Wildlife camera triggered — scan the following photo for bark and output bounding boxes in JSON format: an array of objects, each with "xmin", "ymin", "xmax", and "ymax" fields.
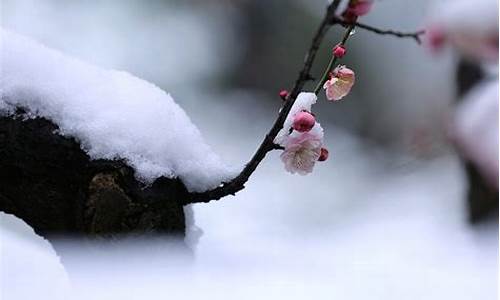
[{"xmin": 0, "ymin": 111, "xmax": 190, "ymax": 244}]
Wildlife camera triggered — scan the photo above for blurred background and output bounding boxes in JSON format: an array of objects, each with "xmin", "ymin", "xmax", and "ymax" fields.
[{"xmin": 1, "ymin": 0, "xmax": 498, "ymax": 299}]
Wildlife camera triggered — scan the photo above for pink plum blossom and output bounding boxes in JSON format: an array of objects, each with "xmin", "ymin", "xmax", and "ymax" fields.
[
  {"xmin": 323, "ymin": 65, "xmax": 355, "ymax": 101},
  {"xmin": 292, "ymin": 111, "xmax": 316, "ymax": 132},
  {"xmin": 280, "ymin": 132, "xmax": 322, "ymax": 175}
]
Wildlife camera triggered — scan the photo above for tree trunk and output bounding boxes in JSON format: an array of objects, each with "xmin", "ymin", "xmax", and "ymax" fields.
[
  {"xmin": 455, "ymin": 59, "xmax": 499, "ymax": 223},
  {"xmin": 0, "ymin": 112, "xmax": 191, "ymax": 247}
]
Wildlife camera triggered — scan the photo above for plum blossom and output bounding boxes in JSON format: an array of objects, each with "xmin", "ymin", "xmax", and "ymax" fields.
[
  {"xmin": 323, "ymin": 65, "xmax": 355, "ymax": 101},
  {"xmin": 275, "ymin": 92, "xmax": 325, "ymax": 174},
  {"xmin": 280, "ymin": 132, "xmax": 322, "ymax": 175}
]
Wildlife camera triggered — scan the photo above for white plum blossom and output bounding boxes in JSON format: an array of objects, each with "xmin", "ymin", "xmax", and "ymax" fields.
[
  {"xmin": 274, "ymin": 92, "xmax": 326, "ymax": 174},
  {"xmin": 280, "ymin": 131, "xmax": 322, "ymax": 175}
]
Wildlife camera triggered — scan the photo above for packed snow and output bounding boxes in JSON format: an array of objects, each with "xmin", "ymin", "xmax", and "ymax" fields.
[
  {"xmin": 0, "ymin": 28, "xmax": 236, "ymax": 192},
  {"xmin": 0, "ymin": 213, "xmax": 70, "ymax": 300}
]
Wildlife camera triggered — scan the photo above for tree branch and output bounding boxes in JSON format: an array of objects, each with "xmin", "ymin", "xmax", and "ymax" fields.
[
  {"xmin": 186, "ymin": 0, "xmax": 343, "ymax": 204},
  {"xmin": 332, "ymin": 17, "xmax": 425, "ymax": 44},
  {"xmin": 186, "ymin": 3, "xmax": 425, "ymax": 205}
]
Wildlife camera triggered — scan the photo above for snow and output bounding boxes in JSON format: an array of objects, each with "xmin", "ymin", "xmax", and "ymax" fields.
[
  {"xmin": 274, "ymin": 92, "xmax": 319, "ymax": 146},
  {"xmin": 0, "ymin": 1, "xmax": 497, "ymax": 299},
  {"xmin": 1, "ymin": 117, "xmax": 497, "ymax": 300},
  {"xmin": 0, "ymin": 28, "xmax": 236, "ymax": 192},
  {"xmin": 0, "ymin": 213, "xmax": 70, "ymax": 300}
]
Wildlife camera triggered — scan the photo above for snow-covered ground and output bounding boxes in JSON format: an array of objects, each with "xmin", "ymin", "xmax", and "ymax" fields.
[{"xmin": 1, "ymin": 96, "xmax": 497, "ymax": 299}]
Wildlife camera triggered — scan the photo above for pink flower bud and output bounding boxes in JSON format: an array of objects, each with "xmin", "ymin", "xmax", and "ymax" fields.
[
  {"xmin": 292, "ymin": 111, "xmax": 316, "ymax": 132},
  {"xmin": 279, "ymin": 89, "xmax": 289, "ymax": 100},
  {"xmin": 426, "ymin": 25, "xmax": 446, "ymax": 53},
  {"xmin": 345, "ymin": 0, "xmax": 374, "ymax": 17},
  {"xmin": 318, "ymin": 148, "xmax": 329, "ymax": 161},
  {"xmin": 333, "ymin": 45, "xmax": 347, "ymax": 58},
  {"xmin": 342, "ymin": 10, "xmax": 358, "ymax": 23}
]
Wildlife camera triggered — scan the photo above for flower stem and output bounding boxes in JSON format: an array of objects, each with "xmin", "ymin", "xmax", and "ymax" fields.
[{"xmin": 313, "ymin": 24, "xmax": 356, "ymax": 95}]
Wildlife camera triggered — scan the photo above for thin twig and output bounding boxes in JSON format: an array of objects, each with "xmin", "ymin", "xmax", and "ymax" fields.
[
  {"xmin": 313, "ymin": 24, "xmax": 355, "ymax": 94},
  {"xmin": 332, "ymin": 17, "xmax": 425, "ymax": 44},
  {"xmin": 186, "ymin": 0, "xmax": 343, "ymax": 204}
]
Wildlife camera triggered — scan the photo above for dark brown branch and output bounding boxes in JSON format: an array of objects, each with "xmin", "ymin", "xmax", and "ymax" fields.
[
  {"xmin": 186, "ymin": 0, "xmax": 343, "ymax": 204},
  {"xmin": 187, "ymin": 3, "xmax": 425, "ymax": 205},
  {"xmin": 332, "ymin": 17, "xmax": 425, "ymax": 44}
]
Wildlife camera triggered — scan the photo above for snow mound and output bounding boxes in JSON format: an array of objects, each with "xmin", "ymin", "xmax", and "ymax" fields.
[{"xmin": 0, "ymin": 28, "xmax": 236, "ymax": 192}]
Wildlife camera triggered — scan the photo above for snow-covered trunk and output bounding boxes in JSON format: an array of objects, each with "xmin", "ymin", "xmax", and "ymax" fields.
[
  {"xmin": 0, "ymin": 29, "xmax": 237, "ymax": 257},
  {"xmin": 455, "ymin": 60, "xmax": 498, "ymax": 222},
  {"xmin": 0, "ymin": 113, "xmax": 190, "ymax": 245}
]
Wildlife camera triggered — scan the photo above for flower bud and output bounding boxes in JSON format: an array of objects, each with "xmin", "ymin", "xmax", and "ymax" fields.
[
  {"xmin": 318, "ymin": 148, "xmax": 329, "ymax": 161},
  {"xmin": 333, "ymin": 45, "xmax": 347, "ymax": 58},
  {"xmin": 426, "ymin": 25, "xmax": 446, "ymax": 52},
  {"xmin": 345, "ymin": 0, "xmax": 373, "ymax": 17},
  {"xmin": 279, "ymin": 89, "xmax": 289, "ymax": 100},
  {"xmin": 292, "ymin": 111, "xmax": 315, "ymax": 132}
]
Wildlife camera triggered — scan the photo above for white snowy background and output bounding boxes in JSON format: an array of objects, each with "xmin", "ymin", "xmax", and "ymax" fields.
[{"xmin": 1, "ymin": 0, "xmax": 498, "ymax": 299}]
